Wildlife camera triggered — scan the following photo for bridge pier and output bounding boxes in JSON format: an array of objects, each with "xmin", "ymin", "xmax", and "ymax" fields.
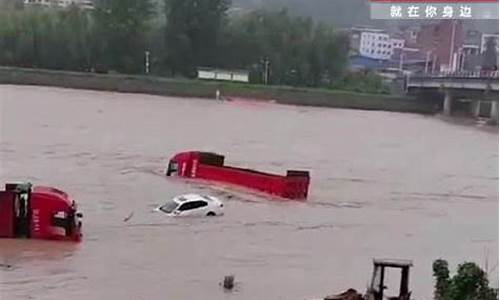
[
  {"xmin": 471, "ymin": 101, "xmax": 481, "ymax": 118},
  {"xmin": 407, "ymin": 73, "xmax": 499, "ymax": 118},
  {"xmin": 491, "ymin": 102, "xmax": 499, "ymax": 123},
  {"xmin": 443, "ymin": 92, "xmax": 453, "ymax": 116}
]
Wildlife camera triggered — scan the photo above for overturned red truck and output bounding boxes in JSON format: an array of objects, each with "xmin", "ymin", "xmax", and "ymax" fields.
[
  {"xmin": 0, "ymin": 183, "xmax": 82, "ymax": 242},
  {"xmin": 166, "ymin": 151, "xmax": 310, "ymax": 200}
]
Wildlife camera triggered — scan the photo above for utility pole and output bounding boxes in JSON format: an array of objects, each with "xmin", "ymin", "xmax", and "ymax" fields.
[
  {"xmin": 262, "ymin": 57, "xmax": 270, "ymax": 85},
  {"xmin": 448, "ymin": 20, "xmax": 457, "ymax": 71},
  {"xmin": 425, "ymin": 50, "xmax": 431, "ymax": 74},
  {"xmin": 145, "ymin": 51, "xmax": 150, "ymax": 75},
  {"xmin": 458, "ymin": 49, "xmax": 465, "ymax": 72},
  {"xmin": 399, "ymin": 52, "xmax": 405, "ymax": 72},
  {"xmin": 431, "ymin": 53, "xmax": 437, "ymax": 73}
]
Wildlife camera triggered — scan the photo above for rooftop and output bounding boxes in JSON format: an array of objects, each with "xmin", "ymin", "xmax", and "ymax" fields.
[
  {"xmin": 350, "ymin": 27, "xmax": 386, "ymax": 34},
  {"xmin": 197, "ymin": 67, "xmax": 249, "ymax": 74},
  {"xmin": 373, "ymin": 259, "xmax": 413, "ymax": 268}
]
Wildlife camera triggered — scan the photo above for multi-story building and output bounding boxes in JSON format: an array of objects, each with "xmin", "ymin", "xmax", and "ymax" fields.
[
  {"xmin": 350, "ymin": 27, "xmax": 395, "ymax": 60},
  {"xmin": 23, "ymin": 0, "xmax": 94, "ymax": 9},
  {"xmin": 350, "ymin": 22, "xmax": 497, "ymax": 73}
]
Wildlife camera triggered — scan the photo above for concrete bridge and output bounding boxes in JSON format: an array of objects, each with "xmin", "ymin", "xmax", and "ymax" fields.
[
  {"xmin": 406, "ymin": 71, "xmax": 499, "ymax": 122},
  {"xmin": 407, "ymin": 71, "xmax": 499, "ymax": 94}
]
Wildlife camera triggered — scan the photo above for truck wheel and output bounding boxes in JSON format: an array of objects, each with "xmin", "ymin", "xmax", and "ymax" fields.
[{"xmin": 206, "ymin": 212, "xmax": 216, "ymax": 217}]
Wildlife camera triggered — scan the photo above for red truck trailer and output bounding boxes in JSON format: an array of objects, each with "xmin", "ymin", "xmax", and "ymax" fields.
[{"xmin": 166, "ymin": 151, "xmax": 310, "ymax": 200}]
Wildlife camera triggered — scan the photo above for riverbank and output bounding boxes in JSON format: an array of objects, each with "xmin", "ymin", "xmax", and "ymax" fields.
[{"xmin": 0, "ymin": 66, "xmax": 438, "ymax": 114}]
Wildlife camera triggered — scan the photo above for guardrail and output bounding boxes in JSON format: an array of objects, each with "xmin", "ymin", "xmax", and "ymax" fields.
[
  {"xmin": 405, "ymin": 71, "xmax": 499, "ymax": 93},
  {"xmin": 412, "ymin": 71, "xmax": 499, "ymax": 79}
]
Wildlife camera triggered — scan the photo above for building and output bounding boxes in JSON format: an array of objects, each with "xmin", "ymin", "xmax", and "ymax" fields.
[
  {"xmin": 348, "ymin": 27, "xmax": 425, "ymax": 74},
  {"xmin": 24, "ymin": 0, "xmax": 51, "ymax": 5},
  {"xmin": 391, "ymin": 47, "xmax": 425, "ymax": 69},
  {"xmin": 359, "ymin": 30, "xmax": 394, "ymax": 60},
  {"xmin": 350, "ymin": 27, "xmax": 395, "ymax": 60},
  {"xmin": 463, "ymin": 30, "xmax": 482, "ymax": 56},
  {"xmin": 455, "ymin": 30, "xmax": 499, "ymax": 72},
  {"xmin": 481, "ymin": 33, "xmax": 499, "ymax": 53},
  {"xmin": 349, "ymin": 27, "xmax": 413, "ymax": 62},
  {"xmin": 417, "ymin": 20, "xmax": 465, "ymax": 72},
  {"xmin": 460, "ymin": 30, "xmax": 483, "ymax": 71},
  {"xmin": 197, "ymin": 68, "xmax": 249, "ymax": 83},
  {"xmin": 23, "ymin": 0, "xmax": 94, "ymax": 9},
  {"xmin": 350, "ymin": 22, "xmax": 497, "ymax": 73},
  {"xmin": 405, "ymin": 26, "xmax": 420, "ymax": 46},
  {"xmin": 392, "ymin": 38, "xmax": 405, "ymax": 50},
  {"xmin": 388, "ymin": 25, "xmax": 420, "ymax": 48}
]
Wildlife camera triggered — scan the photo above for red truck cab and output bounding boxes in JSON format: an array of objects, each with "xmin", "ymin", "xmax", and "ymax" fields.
[{"xmin": 0, "ymin": 183, "xmax": 82, "ymax": 242}]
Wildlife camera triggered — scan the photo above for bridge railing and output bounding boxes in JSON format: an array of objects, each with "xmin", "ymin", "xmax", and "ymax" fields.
[{"xmin": 411, "ymin": 71, "xmax": 499, "ymax": 79}]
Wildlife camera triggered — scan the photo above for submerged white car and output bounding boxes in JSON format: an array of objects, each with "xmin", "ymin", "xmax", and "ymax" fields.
[{"xmin": 157, "ymin": 194, "xmax": 224, "ymax": 217}]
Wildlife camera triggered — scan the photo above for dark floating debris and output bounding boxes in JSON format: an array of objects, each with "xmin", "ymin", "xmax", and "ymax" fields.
[
  {"xmin": 123, "ymin": 211, "xmax": 134, "ymax": 222},
  {"xmin": 222, "ymin": 275, "xmax": 235, "ymax": 290},
  {"xmin": 0, "ymin": 263, "xmax": 13, "ymax": 270}
]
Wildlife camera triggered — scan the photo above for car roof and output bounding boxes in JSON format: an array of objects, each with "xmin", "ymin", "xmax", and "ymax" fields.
[{"xmin": 173, "ymin": 194, "xmax": 218, "ymax": 203}]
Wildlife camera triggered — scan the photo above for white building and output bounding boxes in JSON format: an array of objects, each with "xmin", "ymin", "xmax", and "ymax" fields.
[
  {"xmin": 24, "ymin": 0, "xmax": 94, "ymax": 9},
  {"xmin": 480, "ymin": 33, "xmax": 499, "ymax": 53},
  {"xmin": 351, "ymin": 28, "xmax": 395, "ymax": 60},
  {"xmin": 24, "ymin": 0, "xmax": 51, "ymax": 5},
  {"xmin": 197, "ymin": 68, "xmax": 249, "ymax": 83}
]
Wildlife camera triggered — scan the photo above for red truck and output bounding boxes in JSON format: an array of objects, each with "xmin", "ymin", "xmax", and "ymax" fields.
[
  {"xmin": 166, "ymin": 151, "xmax": 310, "ymax": 200},
  {"xmin": 0, "ymin": 183, "xmax": 82, "ymax": 242}
]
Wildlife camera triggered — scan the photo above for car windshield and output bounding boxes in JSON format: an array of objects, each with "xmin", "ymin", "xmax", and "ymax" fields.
[{"xmin": 159, "ymin": 200, "xmax": 178, "ymax": 214}]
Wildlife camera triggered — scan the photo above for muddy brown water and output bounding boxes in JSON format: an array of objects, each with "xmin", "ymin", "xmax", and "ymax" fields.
[{"xmin": 0, "ymin": 85, "xmax": 497, "ymax": 300}]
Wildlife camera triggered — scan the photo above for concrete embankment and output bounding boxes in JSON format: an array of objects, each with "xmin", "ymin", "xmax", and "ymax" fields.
[{"xmin": 0, "ymin": 67, "xmax": 438, "ymax": 114}]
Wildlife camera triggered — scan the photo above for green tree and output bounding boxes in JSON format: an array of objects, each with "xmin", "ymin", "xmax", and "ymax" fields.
[
  {"xmin": 164, "ymin": 0, "xmax": 231, "ymax": 76},
  {"xmin": 0, "ymin": 1, "xmax": 350, "ymax": 83},
  {"xmin": 433, "ymin": 259, "xmax": 451, "ymax": 300},
  {"xmin": 93, "ymin": 0, "xmax": 155, "ymax": 73},
  {"xmin": 219, "ymin": 9, "xmax": 348, "ymax": 86},
  {"xmin": 0, "ymin": 0, "xmax": 23, "ymax": 9},
  {"xmin": 0, "ymin": 6, "xmax": 94, "ymax": 70},
  {"xmin": 432, "ymin": 259, "xmax": 498, "ymax": 300}
]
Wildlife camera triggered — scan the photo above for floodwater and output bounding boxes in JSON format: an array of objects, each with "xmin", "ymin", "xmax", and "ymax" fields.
[{"xmin": 0, "ymin": 85, "xmax": 497, "ymax": 300}]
